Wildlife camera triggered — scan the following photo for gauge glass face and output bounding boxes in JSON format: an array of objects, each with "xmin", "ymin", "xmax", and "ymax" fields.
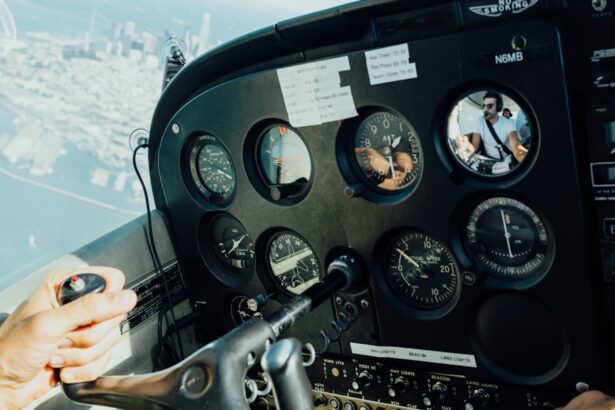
[
  {"xmin": 446, "ymin": 89, "xmax": 534, "ymax": 177},
  {"xmin": 209, "ymin": 215, "xmax": 255, "ymax": 275},
  {"xmin": 267, "ymin": 231, "xmax": 322, "ymax": 295},
  {"xmin": 194, "ymin": 139, "xmax": 236, "ymax": 201},
  {"xmin": 258, "ymin": 125, "xmax": 312, "ymax": 186},
  {"xmin": 384, "ymin": 232, "xmax": 459, "ymax": 309},
  {"xmin": 229, "ymin": 295, "xmax": 262, "ymax": 326},
  {"xmin": 353, "ymin": 111, "xmax": 422, "ymax": 192},
  {"xmin": 464, "ymin": 197, "xmax": 551, "ymax": 280}
]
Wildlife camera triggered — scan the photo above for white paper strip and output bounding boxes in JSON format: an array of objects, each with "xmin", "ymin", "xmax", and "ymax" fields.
[
  {"xmin": 365, "ymin": 43, "xmax": 418, "ymax": 85},
  {"xmin": 350, "ymin": 342, "xmax": 477, "ymax": 368},
  {"xmin": 277, "ymin": 56, "xmax": 358, "ymax": 127}
]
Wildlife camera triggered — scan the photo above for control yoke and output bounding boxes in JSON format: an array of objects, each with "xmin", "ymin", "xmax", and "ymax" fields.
[{"xmin": 62, "ymin": 254, "xmax": 363, "ymax": 410}]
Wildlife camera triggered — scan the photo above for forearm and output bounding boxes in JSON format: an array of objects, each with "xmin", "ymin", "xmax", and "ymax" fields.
[
  {"xmin": 471, "ymin": 133, "xmax": 481, "ymax": 152},
  {"xmin": 0, "ymin": 313, "xmax": 8, "ymax": 328}
]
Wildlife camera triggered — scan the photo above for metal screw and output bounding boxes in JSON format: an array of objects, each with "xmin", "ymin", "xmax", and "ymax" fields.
[
  {"xmin": 360, "ymin": 299, "xmax": 370, "ymax": 309},
  {"xmin": 462, "ymin": 271, "xmax": 477, "ymax": 286},
  {"xmin": 335, "ymin": 296, "xmax": 345, "ymax": 305},
  {"xmin": 172, "ymin": 123, "xmax": 181, "ymax": 134},
  {"xmin": 511, "ymin": 34, "xmax": 527, "ymax": 51}
]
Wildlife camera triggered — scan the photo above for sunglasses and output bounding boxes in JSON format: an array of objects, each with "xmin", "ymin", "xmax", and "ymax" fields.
[{"xmin": 482, "ymin": 103, "xmax": 495, "ymax": 109}]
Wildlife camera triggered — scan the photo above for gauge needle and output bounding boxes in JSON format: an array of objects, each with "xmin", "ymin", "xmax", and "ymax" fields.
[
  {"xmin": 387, "ymin": 155, "xmax": 397, "ymax": 182},
  {"xmin": 225, "ymin": 234, "xmax": 246, "ymax": 257},
  {"xmin": 395, "ymin": 248, "xmax": 421, "ymax": 269},
  {"xmin": 216, "ymin": 169, "xmax": 233, "ymax": 179},
  {"xmin": 501, "ymin": 209, "xmax": 514, "ymax": 258},
  {"xmin": 392, "ymin": 136, "xmax": 401, "ymax": 148}
]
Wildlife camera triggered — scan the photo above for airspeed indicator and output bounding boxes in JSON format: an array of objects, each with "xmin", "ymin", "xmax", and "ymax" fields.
[{"xmin": 383, "ymin": 232, "xmax": 460, "ymax": 310}]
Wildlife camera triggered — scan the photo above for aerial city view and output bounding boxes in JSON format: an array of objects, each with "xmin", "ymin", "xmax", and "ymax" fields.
[{"xmin": 0, "ymin": 0, "xmax": 344, "ymax": 288}]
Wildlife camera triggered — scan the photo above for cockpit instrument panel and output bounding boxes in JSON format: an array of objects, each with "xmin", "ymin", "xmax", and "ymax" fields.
[{"xmin": 148, "ymin": 1, "xmax": 615, "ymax": 407}]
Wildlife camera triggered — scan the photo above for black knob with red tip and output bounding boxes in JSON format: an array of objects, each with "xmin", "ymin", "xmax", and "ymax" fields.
[{"xmin": 58, "ymin": 273, "xmax": 106, "ymax": 306}]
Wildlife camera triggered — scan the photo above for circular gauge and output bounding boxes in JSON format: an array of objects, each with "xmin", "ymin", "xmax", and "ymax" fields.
[
  {"xmin": 229, "ymin": 295, "xmax": 263, "ymax": 326},
  {"xmin": 257, "ymin": 125, "xmax": 312, "ymax": 201},
  {"xmin": 445, "ymin": 89, "xmax": 535, "ymax": 178},
  {"xmin": 384, "ymin": 232, "xmax": 460, "ymax": 309},
  {"xmin": 463, "ymin": 197, "xmax": 552, "ymax": 280},
  {"xmin": 208, "ymin": 215, "xmax": 255, "ymax": 275},
  {"xmin": 353, "ymin": 111, "xmax": 422, "ymax": 192},
  {"xmin": 189, "ymin": 135, "xmax": 236, "ymax": 204},
  {"xmin": 267, "ymin": 231, "xmax": 322, "ymax": 295}
]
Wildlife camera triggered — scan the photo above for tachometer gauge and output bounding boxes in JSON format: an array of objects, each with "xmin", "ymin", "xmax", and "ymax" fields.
[
  {"xmin": 257, "ymin": 125, "xmax": 312, "ymax": 201},
  {"xmin": 188, "ymin": 134, "xmax": 236, "ymax": 204},
  {"xmin": 208, "ymin": 214, "xmax": 255, "ymax": 275},
  {"xmin": 384, "ymin": 232, "xmax": 460, "ymax": 309},
  {"xmin": 353, "ymin": 111, "xmax": 423, "ymax": 192},
  {"xmin": 463, "ymin": 197, "xmax": 553, "ymax": 281},
  {"xmin": 267, "ymin": 231, "xmax": 322, "ymax": 295}
]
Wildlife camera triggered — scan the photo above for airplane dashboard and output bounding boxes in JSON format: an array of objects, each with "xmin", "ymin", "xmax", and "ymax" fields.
[
  {"xmin": 7, "ymin": 1, "xmax": 613, "ymax": 409},
  {"xmin": 134, "ymin": 1, "xmax": 615, "ymax": 408}
]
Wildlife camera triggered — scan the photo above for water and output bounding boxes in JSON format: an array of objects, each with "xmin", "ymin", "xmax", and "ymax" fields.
[
  {"xmin": 0, "ymin": 101, "xmax": 145, "ymax": 289},
  {"xmin": 0, "ymin": 162, "xmax": 139, "ymax": 289}
]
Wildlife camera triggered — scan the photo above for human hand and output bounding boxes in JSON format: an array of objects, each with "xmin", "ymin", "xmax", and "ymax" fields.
[
  {"xmin": 556, "ymin": 390, "xmax": 615, "ymax": 410},
  {"xmin": 514, "ymin": 143, "xmax": 528, "ymax": 162},
  {"xmin": 0, "ymin": 267, "xmax": 137, "ymax": 410}
]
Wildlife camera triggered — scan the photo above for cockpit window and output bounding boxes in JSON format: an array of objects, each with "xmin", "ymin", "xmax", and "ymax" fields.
[{"xmin": 0, "ymin": 0, "xmax": 349, "ymax": 290}]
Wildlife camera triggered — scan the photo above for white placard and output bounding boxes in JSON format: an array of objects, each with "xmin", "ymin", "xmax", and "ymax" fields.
[
  {"xmin": 365, "ymin": 43, "xmax": 418, "ymax": 85},
  {"xmin": 350, "ymin": 342, "xmax": 477, "ymax": 368},
  {"xmin": 277, "ymin": 56, "xmax": 358, "ymax": 127}
]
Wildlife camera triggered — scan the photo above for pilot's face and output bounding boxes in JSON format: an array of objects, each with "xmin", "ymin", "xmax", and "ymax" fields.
[{"xmin": 482, "ymin": 97, "xmax": 498, "ymax": 120}]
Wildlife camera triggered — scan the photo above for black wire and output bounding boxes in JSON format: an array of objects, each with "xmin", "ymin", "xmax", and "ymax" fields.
[{"xmin": 133, "ymin": 144, "xmax": 185, "ymax": 359}]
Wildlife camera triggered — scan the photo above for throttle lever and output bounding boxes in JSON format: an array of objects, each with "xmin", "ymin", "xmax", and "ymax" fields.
[
  {"xmin": 261, "ymin": 338, "xmax": 313, "ymax": 410},
  {"xmin": 57, "ymin": 273, "xmax": 106, "ymax": 385},
  {"xmin": 61, "ymin": 253, "xmax": 363, "ymax": 409}
]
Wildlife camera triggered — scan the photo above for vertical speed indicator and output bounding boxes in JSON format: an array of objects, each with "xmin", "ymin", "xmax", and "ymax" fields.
[{"xmin": 383, "ymin": 232, "xmax": 460, "ymax": 310}]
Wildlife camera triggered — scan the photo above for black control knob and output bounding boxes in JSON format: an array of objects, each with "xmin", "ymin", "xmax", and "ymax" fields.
[
  {"xmin": 314, "ymin": 395, "xmax": 327, "ymax": 407},
  {"xmin": 351, "ymin": 371, "xmax": 373, "ymax": 391},
  {"xmin": 387, "ymin": 376, "xmax": 410, "ymax": 398},
  {"xmin": 422, "ymin": 382, "xmax": 448, "ymax": 407},
  {"xmin": 58, "ymin": 273, "xmax": 106, "ymax": 305},
  {"xmin": 464, "ymin": 389, "xmax": 491, "ymax": 409}
]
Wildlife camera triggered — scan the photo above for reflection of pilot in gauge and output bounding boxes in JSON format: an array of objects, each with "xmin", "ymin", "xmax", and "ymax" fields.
[
  {"xmin": 354, "ymin": 147, "xmax": 414, "ymax": 191},
  {"xmin": 471, "ymin": 92, "xmax": 527, "ymax": 169},
  {"xmin": 448, "ymin": 90, "xmax": 532, "ymax": 177}
]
